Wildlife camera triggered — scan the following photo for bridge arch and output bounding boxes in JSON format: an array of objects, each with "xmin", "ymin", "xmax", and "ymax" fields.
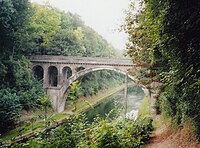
[
  {"xmin": 48, "ymin": 66, "xmax": 58, "ymax": 87},
  {"xmin": 61, "ymin": 67, "xmax": 136, "ymax": 99},
  {"xmin": 44, "ymin": 66, "xmax": 150, "ymax": 113},
  {"xmin": 62, "ymin": 66, "xmax": 72, "ymax": 81},
  {"xmin": 32, "ymin": 65, "xmax": 44, "ymax": 81},
  {"xmin": 55, "ymin": 67, "xmax": 149, "ymax": 112}
]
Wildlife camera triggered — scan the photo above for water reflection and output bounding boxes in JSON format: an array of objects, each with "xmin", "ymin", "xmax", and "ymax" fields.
[{"xmin": 86, "ymin": 85, "xmax": 145, "ymax": 122}]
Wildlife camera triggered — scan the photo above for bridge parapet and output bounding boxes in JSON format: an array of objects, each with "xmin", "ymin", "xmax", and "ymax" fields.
[{"xmin": 30, "ymin": 55, "xmax": 134, "ymax": 66}]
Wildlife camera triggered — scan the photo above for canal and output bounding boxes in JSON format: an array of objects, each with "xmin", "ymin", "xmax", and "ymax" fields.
[{"xmin": 86, "ymin": 85, "xmax": 145, "ymax": 122}]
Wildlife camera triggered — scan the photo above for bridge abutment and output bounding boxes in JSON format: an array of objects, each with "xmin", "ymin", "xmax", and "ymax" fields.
[{"xmin": 46, "ymin": 88, "xmax": 65, "ymax": 112}]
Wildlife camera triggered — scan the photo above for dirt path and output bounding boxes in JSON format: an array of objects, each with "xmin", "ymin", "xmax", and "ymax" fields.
[
  {"xmin": 144, "ymin": 87, "xmax": 200, "ymax": 148},
  {"xmin": 143, "ymin": 116, "xmax": 200, "ymax": 148}
]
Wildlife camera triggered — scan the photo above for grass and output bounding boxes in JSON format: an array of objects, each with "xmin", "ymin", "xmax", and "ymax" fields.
[
  {"xmin": 0, "ymin": 130, "xmax": 18, "ymax": 142},
  {"xmin": 0, "ymin": 112, "xmax": 70, "ymax": 142},
  {"xmin": 137, "ymin": 95, "xmax": 170, "ymax": 130},
  {"xmin": 152, "ymin": 113, "xmax": 172, "ymax": 130},
  {"xmin": 0, "ymin": 120, "xmax": 44, "ymax": 142},
  {"xmin": 52, "ymin": 112, "xmax": 70, "ymax": 120},
  {"xmin": 138, "ymin": 97, "xmax": 151, "ymax": 117}
]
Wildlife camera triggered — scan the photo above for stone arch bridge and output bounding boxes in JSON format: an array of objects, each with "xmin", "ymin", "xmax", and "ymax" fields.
[{"xmin": 30, "ymin": 55, "xmax": 137, "ymax": 112}]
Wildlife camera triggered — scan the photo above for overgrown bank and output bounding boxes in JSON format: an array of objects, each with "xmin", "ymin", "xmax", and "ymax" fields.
[
  {"xmin": 11, "ymin": 87, "xmax": 153, "ymax": 148},
  {"xmin": 0, "ymin": 84, "xmax": 126, "ymax": 145},
  {"xmin": 124, "ymin": 0, "xmax": 200, "ymax": 138},
  {"xmin": 12, "ymin": 116, "xmax": 153, "ymax": 148},
  {"xmin": 144, "ymin": 115, "xmax": 200, "ymax": 148}
]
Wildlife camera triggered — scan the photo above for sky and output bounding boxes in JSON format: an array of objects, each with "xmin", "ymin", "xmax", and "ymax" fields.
[{"xmin": 30, "ymin": 0, "xmax": 131, "ymax": 50}]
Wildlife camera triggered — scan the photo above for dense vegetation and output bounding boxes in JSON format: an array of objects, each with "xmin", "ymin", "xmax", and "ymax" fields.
[
  {"xmin": 124, "ymin": 0, "xmax": 200, "ymax": 135},
  {"xmin": 0, "ymin": 0, "xmax": 44, "ymax": 133},
  {"xmin": 22, "ymin": 3, "xmax": 117, "ymax": 57},
  {"xmin": 76, "ymin": 71, "xmax": 124, "ymax": 96},
  {"xmin": 12, "ymin": 114, "xmax": 153, "ymax": 148},
  {"xmin": 6, "ymin": 0, "xmax": 198, "ymax": 146}
]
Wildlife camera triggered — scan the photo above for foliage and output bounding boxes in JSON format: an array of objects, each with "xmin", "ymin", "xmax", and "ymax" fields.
[
  {"xmin": 0, "ymin": 0, "xmax": 43, "ymax": 133},
  {"xmin": 20, "ymin": 3, "xmax": 61, "ymax": 55},
  {"xmin": 0, "ymin": 0, "xmax": 32, "ymax": 87},
  {"xmin": 79, "ymin": 71, "xmax": 124, "ymax": 97},
  {"xmin": 48, "ymin": 29, "xmax": 83, "ymax": 56},
  {"xmin": 0, "ymin": 0, "xmax": 32, "ymax": 56},
  {"xmin": 138, "ymin": 97, "xmax": 150, "ymax": 117},
  {"xmin": 125, "ymin": 0, "xmax": 200, "ymax": 135},
  {"xmin": 0, "ymin": 56, "xmax": 43, "ymax": 133},
  {"xmin": 0, "ymin": 89, "xmax": 21, "ymax": 133},
  {"xmin": 12, "ymin": 114, "xmax": 153, "ymax": 148},
  {"xmin": 13, "ymin": 57, "xmax": 44, "ymax": 110},
  {"xmin": 21, "ymin": 3, "xmax": 118, "ymax": 57},
  {"xmin": 36, "ymin": 95, "xmax": 53, "ymax": 129},
  {"xmin": 37, "ymin": 95, "xmax": 52, "ymax": 109},
  {"xmin": 67, "ymin": 81, "xmax": 82, "ymax": 111}
]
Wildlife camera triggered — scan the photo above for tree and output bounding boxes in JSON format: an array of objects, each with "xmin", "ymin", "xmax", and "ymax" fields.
[
  {"xmin": 67, "ymin": 81, "xmax": 82, "ymax": 111},
  {"xmin": 48, "ymin": 29, "xmax": 84, "ymax": 56},
  {"xmin": 0, "ymin": 0, "xmax": 44, "ymax": 132},
  {"xmin": 124, "ymin": 0, "xmax": 200, "ymax": 135},
  {"xmin": 20, "ymin": 3, "xmax": 61, "ymax": 55},
  {"xmin": 0, "ymin": 0, "xmax": 32, "ymax": 86},
  {"xmin": 37, "ymin": 95, "xmax": 52, "ymax": 128},
  {"xmin": 0, "ymin": 0, "xmax": 32, "ymax": 55},
  {"xmin": 0, "ymin": 89, "xmax": 21, "ymax": 133}
]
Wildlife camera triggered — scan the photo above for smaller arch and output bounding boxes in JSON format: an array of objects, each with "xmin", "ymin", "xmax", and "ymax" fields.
[
  {"xmin": 75, "ymin": 66, "xmax": 85, "ymax": 72},
  {"xmin": 48, "ymin": 66, "xmax": 58, "ymax": 87},
  {"xmin": 32, "ymin": 65, "xmax": 44, "ymax": 81},
  {"xmin": 62, "ymin": 66, "xmax": 72, "ymax": 81}
]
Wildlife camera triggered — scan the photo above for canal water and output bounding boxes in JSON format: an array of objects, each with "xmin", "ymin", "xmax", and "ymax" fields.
[{"xmin": 86, "ymin": 85, "xmax": 145, "ymax": 122}]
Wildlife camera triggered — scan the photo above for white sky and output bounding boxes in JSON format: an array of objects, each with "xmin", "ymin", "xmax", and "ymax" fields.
[{"xmin": 30, "ymin": 0, "xmax": 131, "ymax": 50}]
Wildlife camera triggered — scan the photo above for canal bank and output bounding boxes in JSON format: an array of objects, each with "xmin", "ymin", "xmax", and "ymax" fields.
[
  {"xmin": 64, "ymin": 84, "xmax": 128, "ymax": 115},
  {"xmin": 1, "ymin": 83, "xmax": 147, "ymax": 146},
  {"xmin": 0, "ymin": 84, "xmax": 127, "ymax": 145}
]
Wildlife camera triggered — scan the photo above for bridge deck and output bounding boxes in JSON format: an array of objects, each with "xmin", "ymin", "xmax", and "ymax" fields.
[{"xmin": 30, "ymin": 55, "xmax": 135, "ymax": 67}]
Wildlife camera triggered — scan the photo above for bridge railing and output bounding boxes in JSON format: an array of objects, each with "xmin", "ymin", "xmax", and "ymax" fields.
[{"xmin": 30, "ymin": 55, "xmax": 135, "ymax": 66}]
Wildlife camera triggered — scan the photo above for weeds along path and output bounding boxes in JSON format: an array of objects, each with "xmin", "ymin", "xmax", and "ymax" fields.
[{"xmin": 143, "ymin": 115, "xmax": 200, "ymax": 148}]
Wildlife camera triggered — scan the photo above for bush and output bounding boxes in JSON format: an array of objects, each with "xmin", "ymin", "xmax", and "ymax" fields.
[
  {"xmin": 12, "ymin": 115, "xmax": 153, "ymax": 148},
  {"xmin": 0, "ymin": 89, "xmax": 21, "ymax": 133},
  {"xmin": 13, "ymin": 57, "xmax": 43, "ymax": 110}
]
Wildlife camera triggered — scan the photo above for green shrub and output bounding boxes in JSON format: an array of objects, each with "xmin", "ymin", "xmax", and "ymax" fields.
[
  {"xmin": 0, "ymin": 89, "xmax": 21, "ymax": 133},
  {"xmin": 12, "ymin": 114, "xmax": 153, "ymax": 148}
]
